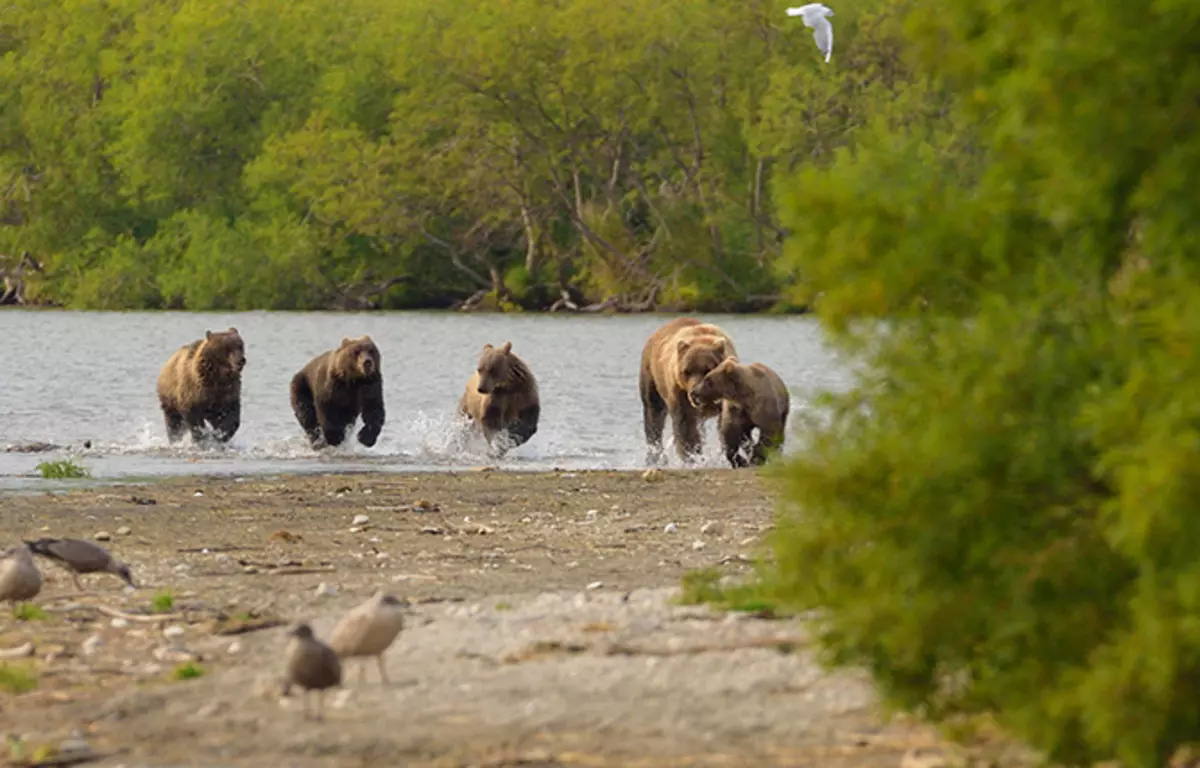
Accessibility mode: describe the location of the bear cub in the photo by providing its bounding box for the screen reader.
[690,359,790,468]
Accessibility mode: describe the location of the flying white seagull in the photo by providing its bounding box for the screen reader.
[786,4,835,63]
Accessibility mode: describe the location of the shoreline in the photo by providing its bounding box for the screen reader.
[0,468,1029,767]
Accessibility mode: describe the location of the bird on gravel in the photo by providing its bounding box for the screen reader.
[786,3,835,63]
[0,543,43,606]
[328,591,408,684]
[24,537,136,592]
[284,622,343,721]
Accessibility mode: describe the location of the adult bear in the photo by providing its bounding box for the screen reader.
[290,336,385,449]
[638,317,738,464]
[156,328,247,444]
[690,359,790,468]
[459,341,539,456]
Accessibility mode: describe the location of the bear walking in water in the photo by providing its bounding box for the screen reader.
[690,359,790,468]
[459,341,539,456]
[156,328,246,444]
[290,336,385,449]
[639,317,739,464]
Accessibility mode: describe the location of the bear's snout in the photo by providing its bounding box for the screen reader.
[362,358,375,374]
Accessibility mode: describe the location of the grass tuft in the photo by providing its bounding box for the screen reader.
[0,663,37,694]
[36,458,89,479]
[173,661,205,680]
[150,589,175,613]
[11,603,47,621]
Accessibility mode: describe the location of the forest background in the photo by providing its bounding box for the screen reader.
[6,1,1200,766]
[0,0,924,312]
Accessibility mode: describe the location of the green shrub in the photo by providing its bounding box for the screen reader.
[760,1,1200,766]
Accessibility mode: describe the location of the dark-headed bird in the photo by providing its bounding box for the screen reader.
[24,538,135,592]
[284,623,343,720]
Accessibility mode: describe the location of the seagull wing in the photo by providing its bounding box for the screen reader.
[812,16,833,62]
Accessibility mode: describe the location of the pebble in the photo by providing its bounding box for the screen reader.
[692,540,706,551]
[700,521,724,536]
[351,514,370,526]
[315,582,338,598]
[195,701,227,718]
[663,523,678,534]
[227,640,243,654]
[642,467,664,482]
[93,531,112,542]
[116,526,132,536]
[375,552,389,560]
[163,624,186,638]
[349,527,363,533]
[193,491,203,497]
[586,581,603,591]
[173,563,191,574]
[110,618,129,629]
[153,645,197,663]
[81,634,104,656]
[215,553,233,565]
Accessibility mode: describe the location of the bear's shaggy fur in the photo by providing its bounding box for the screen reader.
[638,317,739,463]
[690,359,790,468]
[290,336,385,449]
[156,328,247,443]
[459,341,539,455]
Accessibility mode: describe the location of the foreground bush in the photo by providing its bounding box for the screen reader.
[764,0,1200,765]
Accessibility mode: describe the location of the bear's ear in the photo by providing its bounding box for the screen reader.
[482,343,493,352]
[715,339,728,356]
[500,341,512,354]
[205,330,213,340]
[341,337,352,347]
[676,339,691,355]
[227,327,238,335]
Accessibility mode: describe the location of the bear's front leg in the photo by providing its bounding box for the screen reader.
[718,404,754,469]
[210,401,241,443]
[356,382,385,448]
[504,403,540,449]
[670,403,704,464]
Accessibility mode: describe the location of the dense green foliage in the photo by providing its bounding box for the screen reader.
[0,0,923,310]
[765,0,1200,765]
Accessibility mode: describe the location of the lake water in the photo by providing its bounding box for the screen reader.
[0,310,853,489]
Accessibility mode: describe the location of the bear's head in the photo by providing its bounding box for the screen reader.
[676,336,732,405]
[338,336,381,379]
[202,328,246,374]
[475,341,517,394]
[689,358,739,408]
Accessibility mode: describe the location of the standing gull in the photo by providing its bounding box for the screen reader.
[0,544,43,607]
[786,3,835,63]
[24,537,136,592]
[328,591,407,684]
[284,622,342,720]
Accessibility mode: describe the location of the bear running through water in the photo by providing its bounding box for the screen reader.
[459,341,540,457]
[290,336,386,449]
[156,328,246,444]
[638,317,740,465]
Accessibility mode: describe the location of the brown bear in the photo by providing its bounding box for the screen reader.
[690,358,790,468]
[459,341,539,456]
[290,336,385,449]
[638,317,739,464]
[156,328,247,444]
